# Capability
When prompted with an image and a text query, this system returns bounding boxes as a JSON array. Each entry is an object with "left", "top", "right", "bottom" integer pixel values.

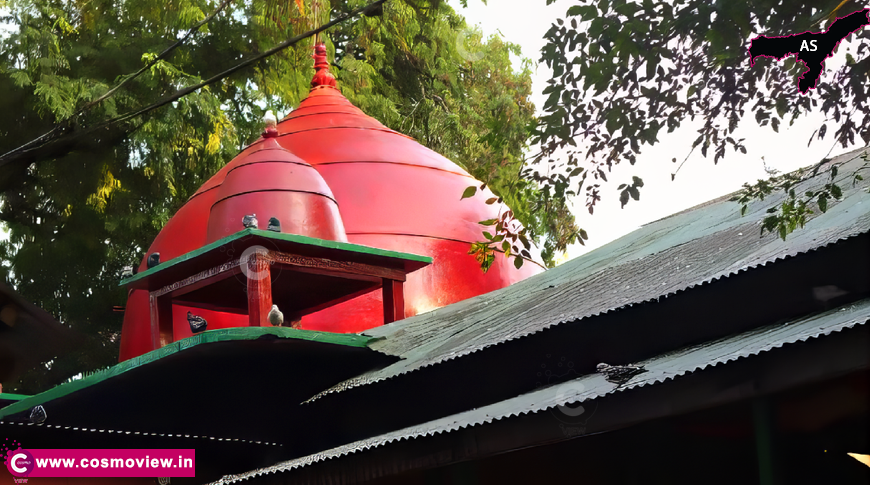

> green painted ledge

[
  {"left": 0, "top": 393, "right": 31, "bottom": 401},
  {"left": 0, "top": 327, "right": 377, "bottom": 419},
  {"left": 120, "top": 229, "right": 432, "bottom": 287}
]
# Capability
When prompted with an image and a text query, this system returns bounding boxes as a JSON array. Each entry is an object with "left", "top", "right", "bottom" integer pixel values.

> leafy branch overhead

[
  {"left": 528, "top": 0, "right": 868, "bottom": 225},
  {"left": 463, "top": 179, "right": 588, "bottom": 271},
  {"left": 732, "top": 152, "right": 869, "bottom": 240},
  {"left": 617, "top": 176, "right": 644, "bottom": 209},
  {"left": 460, "top": 0, "right": 868, "bottom": 271},
  {"left": 0, "top": 0, "right": 387, "bottom": 175}
]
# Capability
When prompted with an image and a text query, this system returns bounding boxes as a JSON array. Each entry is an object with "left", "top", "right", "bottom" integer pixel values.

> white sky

[{"left": 447, "top": 0, "right": 858, "bottom": 261}]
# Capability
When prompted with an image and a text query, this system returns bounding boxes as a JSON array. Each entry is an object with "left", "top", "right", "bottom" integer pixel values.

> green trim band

[
  {"left": 121, "top": 229, "right": 431, "bottom": 286},
  {"left": 0, "top": 327, "right": 376, "bottom": 419},
  {"left": 0, "top": 393, "right": 31, "bottom": 401}
]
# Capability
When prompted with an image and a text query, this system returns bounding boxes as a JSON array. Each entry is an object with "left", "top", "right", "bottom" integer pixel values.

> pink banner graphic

[{"left": 5, "top": 448, "right": 195, "bottom": 477}]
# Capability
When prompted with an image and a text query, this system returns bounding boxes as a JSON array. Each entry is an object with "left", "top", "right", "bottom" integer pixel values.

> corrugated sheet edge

[
  {"left": 305, "top": 225, "right": 869, "bottom": 404},
  {"left": 214, "top": 311, "right": 869, "bottom": 484}
]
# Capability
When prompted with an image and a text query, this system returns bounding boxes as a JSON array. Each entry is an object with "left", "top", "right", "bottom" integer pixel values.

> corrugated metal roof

[
  {"left": 213, "top": 298, "right": 870, "bottom": 484},
  {"left": 307, "top": 146, "right": 870, "bottom": 401},
  {"left": 0, "top": 326, "right": 378, "bottom": 420}
]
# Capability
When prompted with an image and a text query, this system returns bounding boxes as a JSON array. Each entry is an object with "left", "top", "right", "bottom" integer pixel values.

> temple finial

[
  {"left": 311, "top": 42, "right": 336, "bottom": 88},
  {"left": 262, "top": 110, "right": 278, "bottom": 138}
]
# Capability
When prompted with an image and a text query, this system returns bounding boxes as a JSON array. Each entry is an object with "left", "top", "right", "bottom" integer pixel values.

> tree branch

[
  {"left": 0, "top": 0, "right": 388, "bottom": 170},
  {"left": 2, "top": 0, "right": 236, "bottom": 161}
]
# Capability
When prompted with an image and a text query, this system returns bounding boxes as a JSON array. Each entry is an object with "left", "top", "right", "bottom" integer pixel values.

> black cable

[
  {"left": 0, "top": 0, "right": 387, "bottom": 169},
  {"left": 0, "top": 0, "right": 236, "bottom": 161}
]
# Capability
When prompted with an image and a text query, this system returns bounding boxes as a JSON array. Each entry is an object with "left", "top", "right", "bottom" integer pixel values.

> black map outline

[{"left": 748, "top": 8, "right": 870, "bottom": 94}]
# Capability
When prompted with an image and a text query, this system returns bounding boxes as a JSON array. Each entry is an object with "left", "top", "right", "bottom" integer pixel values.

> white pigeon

[{"left": 268, "top": 304, "right": 284, "bottom": 326}]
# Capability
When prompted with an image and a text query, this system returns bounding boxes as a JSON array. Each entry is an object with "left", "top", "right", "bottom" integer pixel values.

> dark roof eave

[
  {"left": 0, "top": 327, "right": 381, "bottom": 420},
  {"left": 210, "top": 298, "right": 870, "bottom": 484}
]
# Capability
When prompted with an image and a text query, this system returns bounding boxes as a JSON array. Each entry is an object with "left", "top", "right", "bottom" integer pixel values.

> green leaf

[
  {"left": 775, "top": 97, "right": 788, "bottom": 119},
  {"left": 514, "top": 256, "right": 524, "bottom": 269},
  {"left": 479, "top": 219, "right": 497, "bottom": 226},
  {"left": 461, "top": 186, "right": 477, "bottom": 199},
  {"left": 519, "top": 234, "right": 530, "bottom": 249},
  {"left": 818, "top": 195, "right": 828, "bottom": 213}
]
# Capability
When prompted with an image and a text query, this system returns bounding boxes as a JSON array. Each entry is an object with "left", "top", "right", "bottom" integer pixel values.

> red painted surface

[
  {"left": 207, "top": 137, "right": 346, "bottom": 243},
  {"left": 310, "top": 43, "right": 337, "bottom": 88},
  {"left": 246, "top": 253, "right": 272, "bottom": 327},
  {"left": 382, "top": 279, "right": 404, "bottom": 325},
  {"left": 300, "top": 236, "right": 539, "bottom": 333},
  {"left": 118, "top": 44, "right": 544, "bottom": 361}
]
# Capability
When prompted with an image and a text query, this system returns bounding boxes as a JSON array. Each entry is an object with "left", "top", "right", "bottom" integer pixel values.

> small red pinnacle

[{"left": 310, "top": 42, "right": 336, "bottom": 88}]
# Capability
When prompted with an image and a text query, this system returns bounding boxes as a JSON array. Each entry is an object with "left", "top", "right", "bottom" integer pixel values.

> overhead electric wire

[
  {"left": 0, "top": 0, "right": 387, "bottom": 170},
  {"left": 1, "top": 0, "right": 236, "bottom": 161}
]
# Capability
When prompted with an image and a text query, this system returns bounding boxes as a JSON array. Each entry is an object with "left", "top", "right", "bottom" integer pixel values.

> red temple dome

[
  {"left": 206, "top": 136, "right": 346, "bottom": 243},
  {"left": 117, "top": 44, "right": 544, "bottom": 361}
]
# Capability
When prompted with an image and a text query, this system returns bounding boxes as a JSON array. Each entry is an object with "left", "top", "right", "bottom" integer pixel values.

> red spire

[{"left": 311, "top": 42, "right": 337, "bottom": 88}]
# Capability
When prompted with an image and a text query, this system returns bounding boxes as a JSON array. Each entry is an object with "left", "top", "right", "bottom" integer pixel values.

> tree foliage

[
  {"left": 0, "top": 0, "right": 562, "bottom": 392},
  {"left": 528, "top": 0, "right": 869, "bottom": 234}
]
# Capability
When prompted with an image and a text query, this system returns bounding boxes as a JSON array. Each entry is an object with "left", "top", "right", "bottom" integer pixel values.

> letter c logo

[
  {"left": 7, "top": 450, "right": 34, "bottom": 477},
  {"left": 10, "top": 453, "right": 28, "bottom": 473}
]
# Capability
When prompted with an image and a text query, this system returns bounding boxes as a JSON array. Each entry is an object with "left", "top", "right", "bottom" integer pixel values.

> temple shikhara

[
  {"left": 118, "top": 43, "right": 543, "bottom": 361},
  {"left": 1, "top": 42, "right": 869, "bottom": 485}
]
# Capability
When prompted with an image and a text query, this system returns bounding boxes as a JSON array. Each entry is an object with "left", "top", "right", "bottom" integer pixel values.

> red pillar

[
  {"left": 149, "top": 294, "right": 173, "bottom": 350},
  {"left": 247, "top": 253, "right": 272, "bottom": 327},
  {"left": 382, "top": 279, "right": 404, "bottom": 325}
]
